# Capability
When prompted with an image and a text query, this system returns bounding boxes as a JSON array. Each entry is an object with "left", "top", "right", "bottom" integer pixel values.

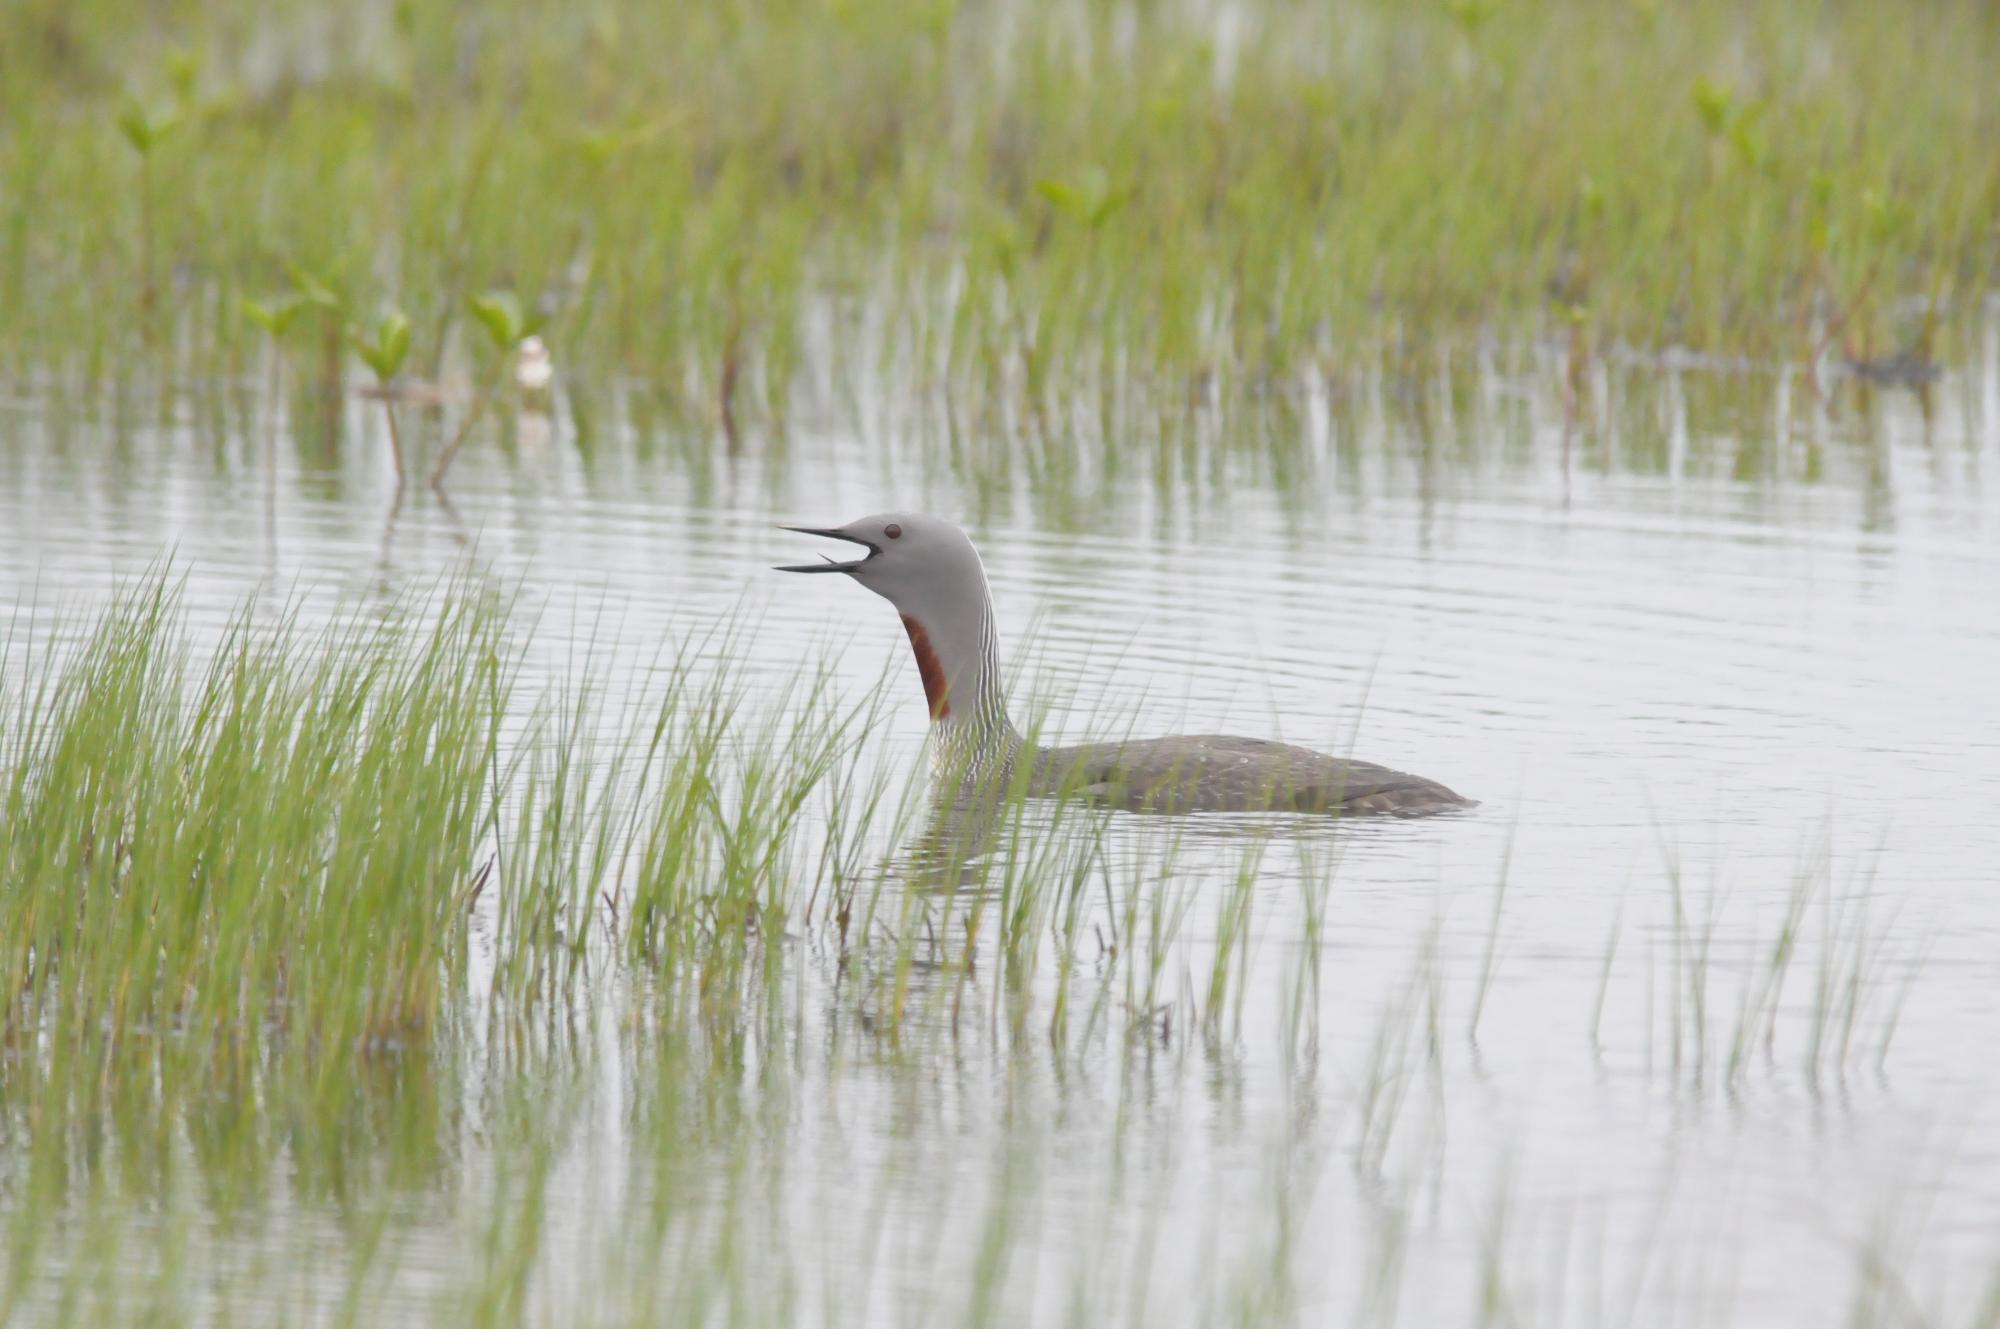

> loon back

[{"left": 1029, "top": 735, "right": 1475, "bottom": 816}]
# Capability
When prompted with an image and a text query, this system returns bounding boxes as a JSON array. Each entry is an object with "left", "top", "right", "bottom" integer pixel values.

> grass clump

[{"left": 0, "top": 581, "right": 508, "bottom": 1069}]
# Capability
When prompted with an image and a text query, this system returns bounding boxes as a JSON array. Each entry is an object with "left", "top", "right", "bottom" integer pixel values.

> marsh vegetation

[{"left": 7, "top": 0, "right": 1997, "bottom": 404}]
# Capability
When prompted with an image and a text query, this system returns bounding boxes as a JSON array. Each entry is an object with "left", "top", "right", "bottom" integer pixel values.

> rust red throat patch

[{"left": 900, "top": 615, "right": 951, "bottom": 719}]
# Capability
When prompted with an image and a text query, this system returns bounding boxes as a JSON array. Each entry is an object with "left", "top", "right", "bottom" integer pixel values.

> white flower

[{"left": 514, "top": 335, "right": 554, "bottom": 391}]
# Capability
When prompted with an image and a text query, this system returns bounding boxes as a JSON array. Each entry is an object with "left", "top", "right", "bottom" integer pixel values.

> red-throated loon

[{"left": 779, "top": 513, "right": 1474, "bottom": 817}]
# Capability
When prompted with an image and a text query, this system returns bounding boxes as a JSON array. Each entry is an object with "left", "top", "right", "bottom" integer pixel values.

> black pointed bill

[{"left": 775, "top": 525, "right": 879, "bottom": 573}]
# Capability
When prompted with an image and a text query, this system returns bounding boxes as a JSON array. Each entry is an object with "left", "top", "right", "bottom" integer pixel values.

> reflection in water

[{"left": 1, "top": 339, "right": 1998, "bottom": 1325}]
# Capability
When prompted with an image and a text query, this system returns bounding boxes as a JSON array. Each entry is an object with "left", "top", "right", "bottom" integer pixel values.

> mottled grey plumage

[
  {"left": 1029, "top": 735, "right": 1472, "bottom": 816},
  {"left": 779, "top": 513, "right": 1474, "bottom": 819}
]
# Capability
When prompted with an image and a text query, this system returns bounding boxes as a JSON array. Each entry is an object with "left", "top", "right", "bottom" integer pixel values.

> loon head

[
  {"left": 776, "top": 512, "right": 991, "bottom": 619},
  {"left": 777, "top": 512, "right": 998, "bottom": 723}
]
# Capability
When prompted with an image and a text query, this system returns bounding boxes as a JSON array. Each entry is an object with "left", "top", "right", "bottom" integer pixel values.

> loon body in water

[{"left": 778, "top": 513, "right": 1474, "bottom": 818}]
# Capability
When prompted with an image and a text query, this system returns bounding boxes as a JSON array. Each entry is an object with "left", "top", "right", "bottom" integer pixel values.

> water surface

[{"left": 3, "top": 343, "right": 1998, "bottom": 1324}]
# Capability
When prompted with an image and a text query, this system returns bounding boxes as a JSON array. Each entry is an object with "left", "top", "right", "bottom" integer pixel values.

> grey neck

[{"left": 905, "top": 587, "right": 1024, "bottom": 781}]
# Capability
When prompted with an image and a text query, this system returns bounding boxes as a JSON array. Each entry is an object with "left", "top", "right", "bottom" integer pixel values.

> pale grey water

[{"left": 3, "top": 340, "right": 1999, "bottom": 1324}]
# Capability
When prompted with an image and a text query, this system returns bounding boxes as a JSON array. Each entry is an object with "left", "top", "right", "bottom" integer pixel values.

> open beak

[{"left": 775, "top": 525, "right": 879, "bottom": 574}]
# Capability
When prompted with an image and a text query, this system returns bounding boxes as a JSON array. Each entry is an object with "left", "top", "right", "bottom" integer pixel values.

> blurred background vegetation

[{"left": 3, "top": 0, "right": 1995, "bottom": 405}]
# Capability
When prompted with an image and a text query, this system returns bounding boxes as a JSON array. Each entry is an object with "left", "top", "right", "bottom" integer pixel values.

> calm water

[{"left": 4, "top": 338, "right": 1999, "bottom": 1324}]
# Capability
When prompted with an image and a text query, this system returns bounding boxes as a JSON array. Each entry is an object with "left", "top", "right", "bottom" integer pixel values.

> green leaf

[
  {"left": 115, "top": 103, "right": 177, "bottom": 156},
  {"left": 1036, "top": 166, "right": 1131, "bottom": 230},
  {"left": 469, "top": 291, "right": 525, "bottom": 350},
  {"left": 353, "top": 310, "right": 412, "bottom": 381},
  {"left": 577, "top": 129, "right": 622, "bottom": 167},
  {"left": 1036, "top": 178, "right": 1084, "bottom": 218},
  {"left": 1691, "top": 78, "right": 1734, "bottom": 137},
  {"left": 1727, "top": 120, "right": 1768, "bottom": 172},
  {"left": 1447, "top": 0, "right": 1498, "bottom": 38},
  {"left": 164, "top": 48, "right": 202, "bottom": 104},
  {"left": 1086, "top": 186, "right": 1133, "bottom": 228},
  {"left": 379, "top": 312, "right": 411, "bottom": 373},
  {"left": 240, "top": 294, "right": 305, "bottom": 337},
  {"left": 1577, "top": 176, "right": 1605, "bottom": 223},
  {"left": 288, "top": 264, "right": 344, "bottom": 312},
  {"left": 1862, "top": 187, "right": 1909, "bottom": 245}
]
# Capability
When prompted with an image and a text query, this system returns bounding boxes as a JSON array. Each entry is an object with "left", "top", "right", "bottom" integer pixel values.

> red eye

[{"left": 884, "top": 523, "right": 902, "bottom": 539}]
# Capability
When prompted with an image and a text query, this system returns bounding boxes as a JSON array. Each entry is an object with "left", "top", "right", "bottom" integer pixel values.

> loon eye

[{"left": 884, "top": 523, "right": 902, "bottom": 540}]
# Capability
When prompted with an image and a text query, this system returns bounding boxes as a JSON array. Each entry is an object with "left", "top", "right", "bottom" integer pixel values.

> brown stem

[
  {"left": 432, "top": 484, "right": 469, "bottom": 548},
  {"left": 379, "top": 474, "right": 405, "bottom": 565},
  {"left": 719, "top": 304, "right": 744, "bottom": 453},
  {"left": 430, "top": 360, "right": 508, "bottom": 492},
  {"left": 381, "top": 399, "right": 405, "bottom": 477},
  {"left": 1800, "top": 254, "right": 1826, "bottom": 402},
  {"left": 138, "top": 156, "right": 157, "bottom": 342},
  {"left": 1812, "top": 249, "right": 1886, "bottom": 376},
  {"left": 265, "top": 348, "right": 281, "bottom": 561}
]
